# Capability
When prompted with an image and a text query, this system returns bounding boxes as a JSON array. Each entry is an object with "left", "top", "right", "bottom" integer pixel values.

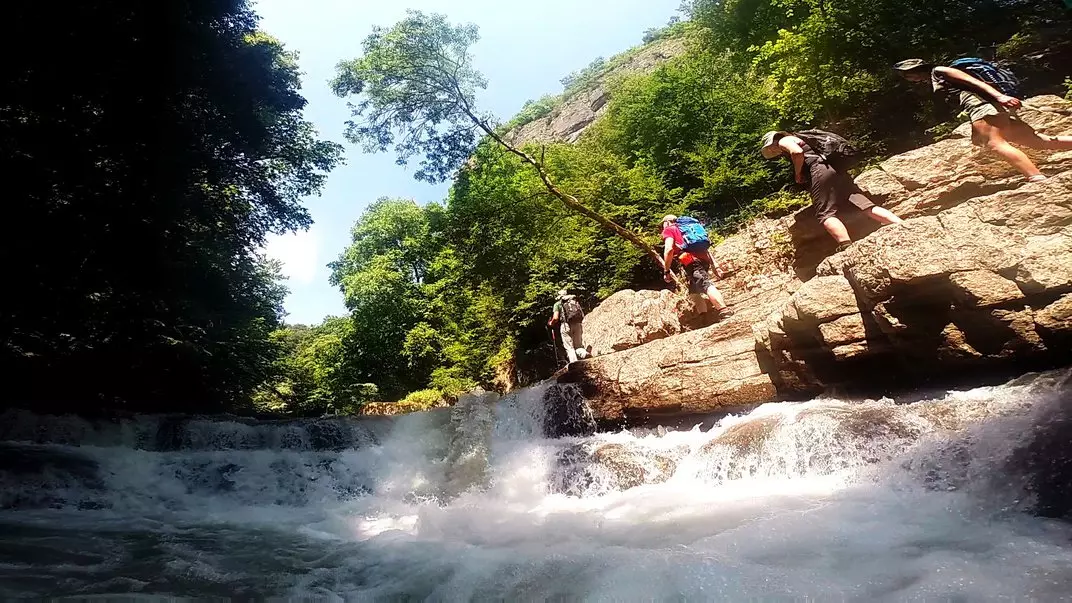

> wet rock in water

[
  {"left": 551, "top": 442, "right": 679, "bottom": 495},
  {"left": 305, "top": 419, "right": 353, "bottom": 451},
  {"left": 1006, "top": 383, "right": 1072, "bottom": 520},
  {"left": 0, "top": 443, "right": 104, "bottom": 509},
  {"left": 541, "top": 383, "right": 596, "bottom": 438},
  {"left": 591, "top": 443, "right": 677, "bottom": 490},
  {"left": 699, "top": 416, "right": 781, "bottom": 457}
]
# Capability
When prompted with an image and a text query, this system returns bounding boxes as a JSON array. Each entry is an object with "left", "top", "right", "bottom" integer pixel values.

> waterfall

[{"left": 1, "top": 372, "right": 1071, "bottom": 599}]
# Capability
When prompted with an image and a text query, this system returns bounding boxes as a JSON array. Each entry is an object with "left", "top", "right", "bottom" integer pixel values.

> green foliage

[
  {"left": 331, "top": 10, "right": 487, "bottom": 183},
  {"left": 1066, "top": 78, "right": 1072, "bottom": 101},
  {"left": 328, "top": 199, "right": 439, "bottom": 399},
  {"left": 301, "top": 1, "right": 1070, "bottom": 409},
  {"left": 689, "top": 0, "right": 1065, "bottom": 152},
  {"left": 593, "top": 52, "right": 783, "bottom": 220},
  {"left": 254, "top": 318, "right": 379, "bottom": 416},
  {"left": 561, "top": 57, "right": 607, "bottom": 98},
  {"left": 503, "top": 95, "right": 559, "bottom": 131},
  {"left": 643, "top": 17, "right": 685, "bottom": 44},
  {"left": 399, "top": 389, "right": 447, "bottom": 410},
  {"left": 3, "top": 0, "right": 341, "bottom": 413}
]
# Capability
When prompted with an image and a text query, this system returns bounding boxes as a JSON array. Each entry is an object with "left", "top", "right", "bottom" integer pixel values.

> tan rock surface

[{"left": 553, "top": 96, "right": 1072, "bottom": 424}]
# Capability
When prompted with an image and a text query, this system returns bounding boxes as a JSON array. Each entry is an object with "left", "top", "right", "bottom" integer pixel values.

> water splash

[{"left": 2, "top": 372, "right": 1072, "bottom": 599}]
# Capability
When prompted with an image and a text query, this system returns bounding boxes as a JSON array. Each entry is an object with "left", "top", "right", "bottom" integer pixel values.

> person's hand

[
  {"left": 663, "top": 271, "right": 674, "bottom": 284},
  {"left": 795, "top": 172, "right": 806, "bottom": 184},
  {"left": 548, "top": 318, "right": 555, "bottom": 327},
  {"left": 996, "top": 94, "right": 1022, "bottom": 110}
]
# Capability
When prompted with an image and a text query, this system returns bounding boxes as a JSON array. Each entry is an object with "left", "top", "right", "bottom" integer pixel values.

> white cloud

[{"left": 265, "top": 228, "right": 321, "bottom": 286}]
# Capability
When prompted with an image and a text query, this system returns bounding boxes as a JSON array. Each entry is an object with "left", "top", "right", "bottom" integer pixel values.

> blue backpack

[
  {"left": 949, "top": 57, "right": 1020, "bottom": 97},
  {"left": 675, "top": 217, "right": 711, "bottom": 253}
]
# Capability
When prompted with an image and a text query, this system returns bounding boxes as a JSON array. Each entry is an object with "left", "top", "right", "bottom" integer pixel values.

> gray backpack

[{"left": 561, "top": 297, "right": 584, "bottom": 322}]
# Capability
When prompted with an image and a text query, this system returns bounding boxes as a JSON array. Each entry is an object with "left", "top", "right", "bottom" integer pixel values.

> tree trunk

[{"left": 472, "top": 116, "right": 668, "bottom": 269}]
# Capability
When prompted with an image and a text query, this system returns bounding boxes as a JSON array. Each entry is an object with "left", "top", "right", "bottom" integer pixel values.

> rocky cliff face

[
  {"left": 506, "top": 37, "right": 685, "bottom": 146},
  {"left": 560, "top": 95, "right": 1072, "bottom": 425}
]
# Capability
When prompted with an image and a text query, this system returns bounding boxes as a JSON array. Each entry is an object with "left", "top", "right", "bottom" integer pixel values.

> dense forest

[
  {"left": 3, "top": 0, "right": 1069, "bottom": 416},
  {"left": 2, "top": 1, "right": 341, "bottom": 413},
  {"left": 257, "top": 0, "right": 1071, "bottom": 415}
]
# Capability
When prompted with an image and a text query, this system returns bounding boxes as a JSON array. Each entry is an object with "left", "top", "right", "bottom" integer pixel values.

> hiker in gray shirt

[{"left": 548, "top": 289, "right": 589, "bottom": 363}]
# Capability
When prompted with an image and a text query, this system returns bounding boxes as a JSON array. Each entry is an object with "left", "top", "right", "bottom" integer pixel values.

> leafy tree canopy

[
  {"left": 331, "top": 11, "right": 487, "bottom": 183},
  {"left": 2, "top": 0, "right": 341, "bottom": 413}
]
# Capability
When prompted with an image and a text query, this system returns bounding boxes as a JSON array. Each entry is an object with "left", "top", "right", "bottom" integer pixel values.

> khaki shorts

[{"left": 958, "top": 91, "right": 1003, "bottom": 123}]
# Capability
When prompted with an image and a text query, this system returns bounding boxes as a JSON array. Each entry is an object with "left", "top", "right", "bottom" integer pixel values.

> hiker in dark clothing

[
  {"left": 761, "top": 131, "right": 903, "bottom": 252},
  {"left": 894, "top": 58, "right": 1072, "bottom": 182},
  {"left": 661, "top": 215, "right": 733, "bottom": 320},
  {"left": 548, "top": 289, "right": 589, "bottom": 363}
]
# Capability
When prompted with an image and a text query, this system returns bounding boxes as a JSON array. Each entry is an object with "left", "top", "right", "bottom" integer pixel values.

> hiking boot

[
  {"left": 716, "top": 307, "right": 735, "bottom": 321},
  {"left": 835, "top": 241, "right": 852, "bottom": 254}
]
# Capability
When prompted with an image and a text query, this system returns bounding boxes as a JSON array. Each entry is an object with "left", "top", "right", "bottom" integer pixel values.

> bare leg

[
  {"left": 704, "top": 283, "right": 727, "bottom": 312},
  {"left": 821, "top": 216, "right": 851, "bottom": 244},
  {"left": 865, "top": 206, "right": 902, "bottom": 225},
  {"left": 975, "top": 116, "right": 1043, "bottom": 178},
  {"left": 1005, "top": 119, "right": 1072, "bottom": 151}
]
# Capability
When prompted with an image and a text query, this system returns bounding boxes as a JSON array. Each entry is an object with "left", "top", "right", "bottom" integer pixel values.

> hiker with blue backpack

[
  {"left": 894, "top": 57, "right": 1072, "bottom": 182},
  {"left": 760, "top": 130, "right": 903, "bottom": 252},
  {"left": 660, "top": 215, "right": 734, "bottom": 321}
]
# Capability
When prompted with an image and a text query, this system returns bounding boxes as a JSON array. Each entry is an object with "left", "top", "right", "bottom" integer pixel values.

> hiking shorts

[
  {"left": 684, "top": 260, "right": 715, "bottom": 294},
  {"left": 958, "top": 90, "right": 1004, "bottom": 124},
  {"left": 809, "top": 161, "right": 874, "bottom": 224}
]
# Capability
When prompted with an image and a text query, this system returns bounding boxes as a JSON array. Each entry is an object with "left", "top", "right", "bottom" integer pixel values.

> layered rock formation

[
  {"left": 580, "top": 288, "right": 719, "bottom": 356},
  {"left": 559, "top": 95, "right": 1072, "bottom": 424},
  {"left": 760, "top": 172, "right": 1072, "bottom": 394},
  {"left": 507, "top": 37, "right": 685, "bottom": 145},
  {"left": 559, "top": 286, "right": 786, "bottom": 423}
]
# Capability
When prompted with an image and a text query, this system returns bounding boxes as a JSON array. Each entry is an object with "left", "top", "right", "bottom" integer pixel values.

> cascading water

[{"left": 2, "top": 371, "right": 1072, "bottom": 599}]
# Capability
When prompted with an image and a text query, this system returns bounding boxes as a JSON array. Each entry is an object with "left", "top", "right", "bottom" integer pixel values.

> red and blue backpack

[{"left": 675, "top": 217, "right": 711, "bottom": 253}]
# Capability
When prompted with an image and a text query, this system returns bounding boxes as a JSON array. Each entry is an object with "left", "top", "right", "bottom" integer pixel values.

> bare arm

[
  {"left": 932, "top": 66, "right": 1021, "bottom": 109},
  {"left": 779, "top": 136, "right": 807, "bottom": 184},
  {"left": 663, "top": 237, "right": 677, "bottom": 282}
]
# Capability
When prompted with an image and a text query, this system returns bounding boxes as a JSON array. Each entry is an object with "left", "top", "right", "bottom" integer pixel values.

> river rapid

[{"left": 2, "top": 371, "right": 1072, "bottom": 600}]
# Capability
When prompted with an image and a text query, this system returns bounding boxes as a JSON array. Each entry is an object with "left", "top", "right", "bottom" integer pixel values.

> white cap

[{"left": 760, "top": 131, "right": 788, "bottom": 159}]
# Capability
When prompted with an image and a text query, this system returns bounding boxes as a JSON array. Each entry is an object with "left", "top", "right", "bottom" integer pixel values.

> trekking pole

[{"left": 548, "top": 325, "right": 562, "bottom": 366}]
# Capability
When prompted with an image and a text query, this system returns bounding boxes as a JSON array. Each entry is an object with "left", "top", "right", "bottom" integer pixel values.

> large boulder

[
  {"left": 555, "top": 96, "right": 1072, "bottom": 425},
  {"left": 560, "top": 286, "right": 789, "bottom": 422},
  {"left": 759, "top": 173, "right": 1072, "bottom": 389},
  {"left": 581, "top": 288, "right": 717, "bottom": 356}
]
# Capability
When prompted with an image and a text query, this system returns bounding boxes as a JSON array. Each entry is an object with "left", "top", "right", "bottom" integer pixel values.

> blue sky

[{"left": 257, "top": 0, "right": 681, "bottom": 325}]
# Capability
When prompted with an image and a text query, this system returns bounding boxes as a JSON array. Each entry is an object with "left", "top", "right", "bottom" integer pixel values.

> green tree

[
  {"left": 255, "top": 318, "right": 379, "bottom": 416},
  {"left": 689, "top": 0, "right": 1068, "bottom": 151},
  {"left": 330, "top": 10, "right": 666, "bottom": 268},
  {"left": 329, "top": 199, "right": 443, "bottom": 398},
  {"left": 2, "top": 0, "right": 342, "bottom": 413}
]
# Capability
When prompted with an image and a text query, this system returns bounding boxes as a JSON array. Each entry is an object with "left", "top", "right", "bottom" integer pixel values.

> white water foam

[{"left": 2, "top": 373, "right": 1071, "bottom": 599}]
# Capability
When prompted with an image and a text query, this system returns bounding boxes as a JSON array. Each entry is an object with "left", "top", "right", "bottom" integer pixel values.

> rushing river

[{"left": 2, "top": 371, "right": 1072, "bottom": 599}]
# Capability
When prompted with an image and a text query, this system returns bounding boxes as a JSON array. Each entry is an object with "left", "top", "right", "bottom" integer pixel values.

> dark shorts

[
  {"left": 684, "top": 260, "right": 715, "bottom": 294},
  {"left": 809, "top": 160, "right": 875, "bottom": 223}
]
